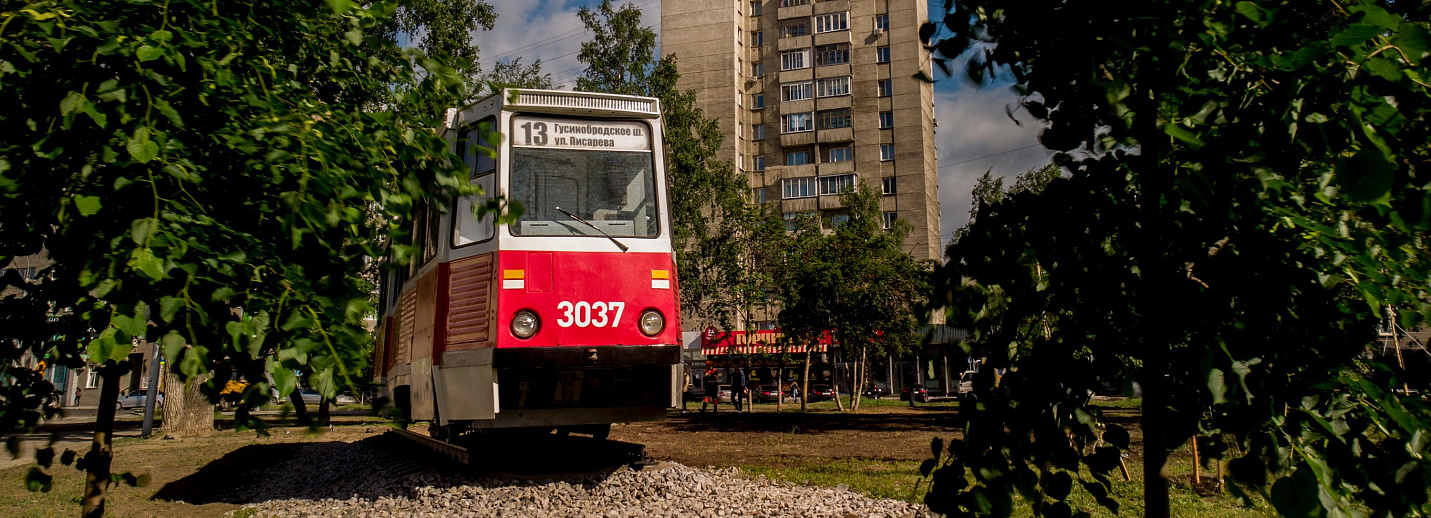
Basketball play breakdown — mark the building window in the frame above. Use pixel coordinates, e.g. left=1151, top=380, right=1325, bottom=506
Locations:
left=783, top=177, right=817, bottom=198
left=816, top=76, right=850, bottom=97
left=785, top=150, right=813, bottom=165
left=753, top=124, right=766, bottom=140
left=880, top=143, right=895, bottom=161
left=883, top=211, right=897, bottom=229
left=830, top=214, right=851, bottom=227
left=814, top=12, right=849, bottom=33
left=781, top=81, right=813, bottom=101
left=818, top=174, right=855, bottom=195
left=738, top=154, right=745, bottom=170
left=751, top=1, right=763, bottom=16
left=781, top=49, right=810, bottom=71
left=882, top=177, right=896, bottom=195
left=878, top=79, right=892, bottom=97
left=780, top=0, right=809, bottom=6
left=875, top=14, right=889, bottom=30
left=816, top=108, right=851, bottom=130
left=754, top=94, right=765, bottom=108
left=755, top=155, right=766, bottom=170
left=752, top=62, right=764, bottom=77
left=815, top=43, right=849, bottom=66
left=827, top=147, right=853, bottom=163
left=783, top=212, right=816, bottom=231
left=782, top=113, right=814, bottom=133
left=879, top=111, right=894, bottom=128
left=781, top=21, right=809, bottom=38
left=751, top=31, right=763, bottom=46
left=86, top=370, right=100, bottom=389
left=877, top=46, right=891, bottom=63
left=753, top=188, right=767, bottom=204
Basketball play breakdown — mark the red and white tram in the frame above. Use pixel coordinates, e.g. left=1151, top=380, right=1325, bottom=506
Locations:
left=374, top=89, right=682, bottom=440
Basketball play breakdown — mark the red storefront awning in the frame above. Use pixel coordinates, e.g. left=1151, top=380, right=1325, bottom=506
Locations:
left=700, top=329, right=834, bottom=356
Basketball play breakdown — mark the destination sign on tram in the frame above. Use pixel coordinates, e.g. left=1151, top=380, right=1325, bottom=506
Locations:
left=512, top=116, right=651, bottom=152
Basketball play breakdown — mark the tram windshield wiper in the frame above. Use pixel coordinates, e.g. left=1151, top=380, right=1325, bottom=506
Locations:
left=554, top=206, right=630, bottom=252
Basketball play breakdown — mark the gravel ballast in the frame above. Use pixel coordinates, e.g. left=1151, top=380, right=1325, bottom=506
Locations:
left=227, top=438, right=933, bottom=518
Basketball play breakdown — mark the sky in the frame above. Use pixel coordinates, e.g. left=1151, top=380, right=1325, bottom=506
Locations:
left=472, top=0, right=1052, bottom=249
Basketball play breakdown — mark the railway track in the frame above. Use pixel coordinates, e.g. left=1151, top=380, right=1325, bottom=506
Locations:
left=382, top=427, right=654, bottom=475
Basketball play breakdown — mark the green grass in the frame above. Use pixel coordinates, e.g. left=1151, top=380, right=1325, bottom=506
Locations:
left=741, top=445, right=1275, bottom=517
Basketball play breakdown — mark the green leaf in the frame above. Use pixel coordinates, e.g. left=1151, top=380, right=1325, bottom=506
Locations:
left=211, top=287, right=236, bottom=302
left=160, top=331, right=186, bottom=364
left=1233, top=2, right=1264, bottom=25
left=1332, top=25, right=1380, bottom=47
left=127, top=247, right=167, bottom=280
left=1163, top=123, right=1205, bottom=149
left=126, top=127, right=158, bottom=163
left=24, top=467, right=52, bottom=493
left=343, top=30, right=362, bottom=46
left=326, top=0, right=356, bottom=13
left=158, top=296, right=184, bottom=324
left=111, top=314, right=147, bottom=338
left=179, top=346, right=207, bottom=378
left=135, top=45, right=163, bottom=62
left=73, top=195, right=101, bottom=216
left=150, top=30, right=173, bottom=43
left=1334, top=149, right=1396, bottom=203
left=87, top=329, right=132, bottom=364
left=130, top=217, right=159, bottom=245
left=1207, top=368, right=1228, bottom=404
left=269, top=364, right=297, bottom=398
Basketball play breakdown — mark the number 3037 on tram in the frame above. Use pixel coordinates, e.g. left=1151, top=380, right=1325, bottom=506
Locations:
left=373, top=89, right=682, bottom=441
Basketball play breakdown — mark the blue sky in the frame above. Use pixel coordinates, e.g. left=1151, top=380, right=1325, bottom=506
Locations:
left=474, top=0, right=1052, bottom=248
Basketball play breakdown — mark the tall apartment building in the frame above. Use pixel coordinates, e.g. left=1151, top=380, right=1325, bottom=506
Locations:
left=662, top=0, right=941, bottom=261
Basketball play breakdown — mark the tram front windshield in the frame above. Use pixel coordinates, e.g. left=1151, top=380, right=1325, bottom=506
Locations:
left=509, top=118, right=658, bottom=238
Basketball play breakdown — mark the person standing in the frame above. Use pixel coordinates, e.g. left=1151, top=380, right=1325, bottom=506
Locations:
left=790, top=381, right=800, bottom=404
left=731, top=368, right=747, bottom=412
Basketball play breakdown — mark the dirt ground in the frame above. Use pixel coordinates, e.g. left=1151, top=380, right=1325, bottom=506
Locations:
left=1, top=404, right=964, bottom=517
left=3, top=400, right=1266, bottom=518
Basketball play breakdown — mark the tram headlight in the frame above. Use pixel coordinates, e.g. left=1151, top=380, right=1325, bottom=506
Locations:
left=511, top=310, right=540, bottom=339
left=638, top=310, right=665, bottom=337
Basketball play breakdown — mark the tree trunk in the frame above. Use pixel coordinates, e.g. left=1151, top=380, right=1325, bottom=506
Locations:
left=852, top=349, right=867, bottom=411
left=1142, top=368, right=1170, bottom=517
left=800, top=349, right=812, bottom=412
left=318, top=398, right=331, bottom=426
left=775, top=361, right=783, bottom=412
left=81, top=364, right=124, bottom=518
left=833, top=360, right=847, bottom=412
left=288, top=389, right=311, bottom=426
left=161, top=372, right=214, bottom=437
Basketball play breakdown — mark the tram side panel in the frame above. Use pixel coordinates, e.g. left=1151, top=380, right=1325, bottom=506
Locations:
left=432, top=252, right=500, bottom=422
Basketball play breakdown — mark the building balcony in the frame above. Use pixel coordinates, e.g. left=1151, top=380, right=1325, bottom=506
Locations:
left=777, top=3, right=812, bottom=20
left=818, top=195, right=846, bottom=210
left=778, top=35, right=811, bottom=51
left=780, top=68, right=814, bottom=83
left=768, top=163, right=817, bottom=181
left=817, top=127, right=854, bottom=143
left=813, top=30, right=851, bottom=47
left=812, top=0, right=850, bottom=15
left=815, top=63, right=851, bottom=79
left=816, top=94, right=852, bottom=110
left=781, top=197, right=818, bottom=213
left=818, top=160, right=855, bottom=176
left=781, top=131, right=816, bottom=147
left=779, top=99, right=814, bottom=115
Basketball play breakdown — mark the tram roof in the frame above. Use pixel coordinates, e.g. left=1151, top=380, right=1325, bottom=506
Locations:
left=468, top=88, right=662, bottom=119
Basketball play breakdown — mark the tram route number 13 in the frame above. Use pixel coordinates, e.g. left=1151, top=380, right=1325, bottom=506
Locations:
left=520, top=121, right=549, bottom=146
left=555, top=301, right=625, bottom=328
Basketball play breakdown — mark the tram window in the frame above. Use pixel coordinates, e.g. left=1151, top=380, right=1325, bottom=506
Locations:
left=454, top=120, right=498, bottom=247
left=510, top=146, right=658, bottom=238
left=408, top=203, right=428, bottom=276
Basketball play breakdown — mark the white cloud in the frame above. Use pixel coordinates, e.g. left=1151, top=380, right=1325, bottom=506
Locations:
left=932, top=80, right=1053, bottom=248
left=474, top=0, right=664, bottom=88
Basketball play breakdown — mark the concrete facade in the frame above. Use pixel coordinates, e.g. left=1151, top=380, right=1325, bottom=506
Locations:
left=662, top=0, right=941, bottom=261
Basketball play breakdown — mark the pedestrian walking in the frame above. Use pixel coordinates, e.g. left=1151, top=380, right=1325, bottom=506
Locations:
left=731, top=368, right=747, bottom=412
left=790, top=382, right=800, bottom=404
left=701, top=368, right=720, bottom=413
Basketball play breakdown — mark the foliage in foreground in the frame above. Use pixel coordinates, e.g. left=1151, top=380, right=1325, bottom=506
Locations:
left=0, top=0, right=496, bottom=513
left=922, top=1, right=1431, bottom=517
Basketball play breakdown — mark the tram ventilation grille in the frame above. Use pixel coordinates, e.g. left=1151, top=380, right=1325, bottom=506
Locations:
left=515, top=93, right=657, bottom=115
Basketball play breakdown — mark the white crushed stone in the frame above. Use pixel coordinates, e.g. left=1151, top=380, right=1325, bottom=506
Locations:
left=224, top=439, right=932, bottom=518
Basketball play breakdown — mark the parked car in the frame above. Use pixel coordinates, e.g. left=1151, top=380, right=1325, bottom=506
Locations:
left=754, top=385, right=788, bottom=403
left=683, top=384, right=706, bottom=403
left=957, top=371, right=976, bottom=400
left=862, top=385, right=888, bottom=399
left=900, top=385, right=929, bottom=403
left=717, top=384, right=732, bottom=404
left=807, top=384, right=837, bottom=401
left=116, top=389, right=162, bottom=410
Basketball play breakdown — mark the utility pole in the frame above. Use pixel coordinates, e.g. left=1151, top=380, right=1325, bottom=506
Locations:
left=140, top=340, right=161, bottom=438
